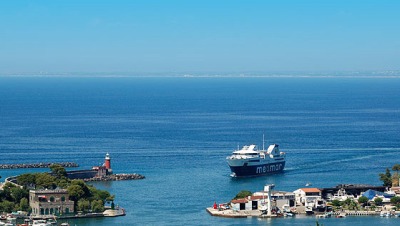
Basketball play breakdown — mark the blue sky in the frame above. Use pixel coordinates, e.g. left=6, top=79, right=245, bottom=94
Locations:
left=0, top=0, right=399, bottom=75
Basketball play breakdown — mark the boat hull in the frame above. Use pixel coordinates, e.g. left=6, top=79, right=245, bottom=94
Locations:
left=228, top=161, right=285, bottom=177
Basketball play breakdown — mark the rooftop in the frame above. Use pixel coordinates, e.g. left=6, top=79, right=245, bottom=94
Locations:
left=300, top=188, right=321, bottom=193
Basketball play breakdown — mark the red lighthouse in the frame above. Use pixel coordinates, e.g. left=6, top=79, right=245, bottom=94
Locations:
left=105, top=153, right=111, bottom=170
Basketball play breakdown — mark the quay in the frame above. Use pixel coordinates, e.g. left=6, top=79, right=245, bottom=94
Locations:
left=206, top=207, right=260, bottom=218
left=207, top=183, right=400, bottom=219
left=0, top=162, right=78, bottom=169
left=83, top=173, right=145, bottom=182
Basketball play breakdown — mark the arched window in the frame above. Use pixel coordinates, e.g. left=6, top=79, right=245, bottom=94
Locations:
left=50, top=196, right=55, bottom=202
left=45, top=208, right=49, bottom=215
left=50, top=208, right=54, bottom=214
left=61, top=196, right=66, bottom=202
left=65, top=208, right=70, bottom=214
left=40, top=208, right=44, bottom=215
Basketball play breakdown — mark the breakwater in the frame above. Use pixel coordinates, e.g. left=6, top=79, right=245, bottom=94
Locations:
left=83, top=173, right=145, bottom=182
left=0, top=162, right=78, bottom=169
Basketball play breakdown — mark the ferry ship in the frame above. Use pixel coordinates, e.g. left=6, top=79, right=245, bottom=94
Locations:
left=226, top=143, right=286, bottom=177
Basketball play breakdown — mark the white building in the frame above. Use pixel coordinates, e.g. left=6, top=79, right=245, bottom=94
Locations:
left=230, top=191, right=295, bottom=211
left=293, top=188, right=323, bottom=208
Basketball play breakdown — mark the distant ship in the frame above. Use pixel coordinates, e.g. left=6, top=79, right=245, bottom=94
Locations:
left=226, top=143, right=286, bottom=177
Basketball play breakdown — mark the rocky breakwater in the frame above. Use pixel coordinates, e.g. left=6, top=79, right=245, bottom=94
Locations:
left=0, top=162, right=79, bottom=169
left=84, top=173, right=145, bottom=182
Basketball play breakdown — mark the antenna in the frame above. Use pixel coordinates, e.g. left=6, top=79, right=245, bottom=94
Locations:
left=262, top=134, right=265, bottom=150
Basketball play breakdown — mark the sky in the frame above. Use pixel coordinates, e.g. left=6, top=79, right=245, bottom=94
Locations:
left=0, top=0, right=399, bottom=75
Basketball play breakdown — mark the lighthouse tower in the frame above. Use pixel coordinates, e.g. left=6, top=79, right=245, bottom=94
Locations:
left=104, top=153, right=112, bottom=174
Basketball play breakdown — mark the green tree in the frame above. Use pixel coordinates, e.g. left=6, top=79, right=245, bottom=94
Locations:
left=70, top=180, right=91, bottom=198
left=67, top=185, right=85, bottom=202
left=331, top=199, right=342, bottom=207
left=19, top=197, right=29, bottom=211
left=35, top=173, right=56, bottom=189
left=90, top=187, right=111, bottom=201
left=390, top=196, right=400, bottom=205
left=16, top=173, right=37, bottom=187
left=233, top=190, right=252, bottom=200
left=0, top=200, right=16, bottom=213
left=105, top=195, right=115, bottom=202
left=50, top=164, right=67, bottom=179
left=379, top=168, right=392, bottom=187
left=77, top=199, right=91, bottom=212
left=1, top=183, right=16, bottom=201
left=358, top=196, right=369, bottom=207
left=392, top=164, right=400, bottom=186
left=10, top=186, right=28, bottom=202
left=91, top=200, right=105, bottom=213
left=374, top=197, right=383, bottom=206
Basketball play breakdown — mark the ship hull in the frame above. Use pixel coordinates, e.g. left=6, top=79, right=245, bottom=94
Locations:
left=228, top=161, right=285, bottom=177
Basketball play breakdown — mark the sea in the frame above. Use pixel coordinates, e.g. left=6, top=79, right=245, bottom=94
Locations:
left=0, top=76, right=399, bottom=226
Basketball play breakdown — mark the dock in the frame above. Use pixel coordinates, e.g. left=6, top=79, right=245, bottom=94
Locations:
left=206, top=207, right=262, bottom=218
left=0, top=162, right=78, bottom=169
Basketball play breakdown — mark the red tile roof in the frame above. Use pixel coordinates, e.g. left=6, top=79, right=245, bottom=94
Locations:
left=231, top=198, right=248, bottom=204
left=301, top=188, right=321, bottom=193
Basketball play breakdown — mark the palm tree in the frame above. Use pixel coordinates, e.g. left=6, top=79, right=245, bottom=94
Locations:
left=392, top=164, right=400, bottom=186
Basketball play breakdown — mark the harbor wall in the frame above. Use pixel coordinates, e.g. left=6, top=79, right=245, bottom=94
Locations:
left=66, top=170, right=98, bottom=180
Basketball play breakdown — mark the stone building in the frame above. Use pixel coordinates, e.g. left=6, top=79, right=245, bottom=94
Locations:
left=29, top=189, right=74, bottom=216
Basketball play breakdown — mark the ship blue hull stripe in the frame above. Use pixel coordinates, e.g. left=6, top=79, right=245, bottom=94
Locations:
left=229, top=162, right=285, bottom=177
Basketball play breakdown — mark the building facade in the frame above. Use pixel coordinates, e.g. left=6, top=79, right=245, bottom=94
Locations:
left=29, top=189, right=74, bottom=216
left=293, top=188, right=322, bottom=208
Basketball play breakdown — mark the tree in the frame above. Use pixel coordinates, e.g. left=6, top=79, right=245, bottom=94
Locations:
left=19, top=197, right=29, bottom=211
left=390, top=196, right=400, bottom=205
left=0, top=200, right=15, bottom=213
left=1, top=183, right=16, bottom=201
left=77, top=199, right=91, bottom=212
left=379, top=168, right=392, bottom=187
left=68, top=185, right=85, bottom=202
left=392, top=164, right=400, bottom=186
left=50, top=164, right=67, bottom=179
left=233, top=190, right=252, bottom=200
left=17, top=173, right=37, bottom=187
left=70, top=180, right=91, bottom=198
left=374, top=197, right=383, bottom=206
left=10, top=186, right=28, bottom=202
left=358, top=196, right=369, bottom=207
left=91, top=200, right=104, bottom=213
left=35, top=173, right=56, bottom=189
left=331, top=199, right=342, bottom=207
left=90, top=187, right=111, bottom=201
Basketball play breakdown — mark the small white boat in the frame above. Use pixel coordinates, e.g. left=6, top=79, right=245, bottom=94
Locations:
left=316, top=212, right=332, bottom=218
left=336, top=212, right=346, bottom=218
left=380, top=211, right=392, bottom=217
left=284, top=212, right=294, bottom=217
left=31, top=219, right=53, bottom=226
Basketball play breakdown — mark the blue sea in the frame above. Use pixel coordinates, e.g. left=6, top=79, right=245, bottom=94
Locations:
left=0, top=76, right=400, bottom=226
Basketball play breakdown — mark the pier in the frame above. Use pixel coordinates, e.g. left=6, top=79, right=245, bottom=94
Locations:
left=0, top=162, right=78, bottom=169
left=206, top=207, right=261, bottom=218
left=83, top=173, right=145, bottom=182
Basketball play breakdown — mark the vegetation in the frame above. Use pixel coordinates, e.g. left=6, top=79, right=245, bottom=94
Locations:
left=390, top=196, right=400, bottom=210
left=233, top=190, right=252, bottom=200
left=0, top=164, right=113, bottom=214
left=379, top=168, right=392, bottom=187
left=373, top=197, right=383, bottom=206
left=358, top=196, right=369, bottom=207
left=0, top=183, right=30, bottom=213
left=392, top=164, right=400, bottom=186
